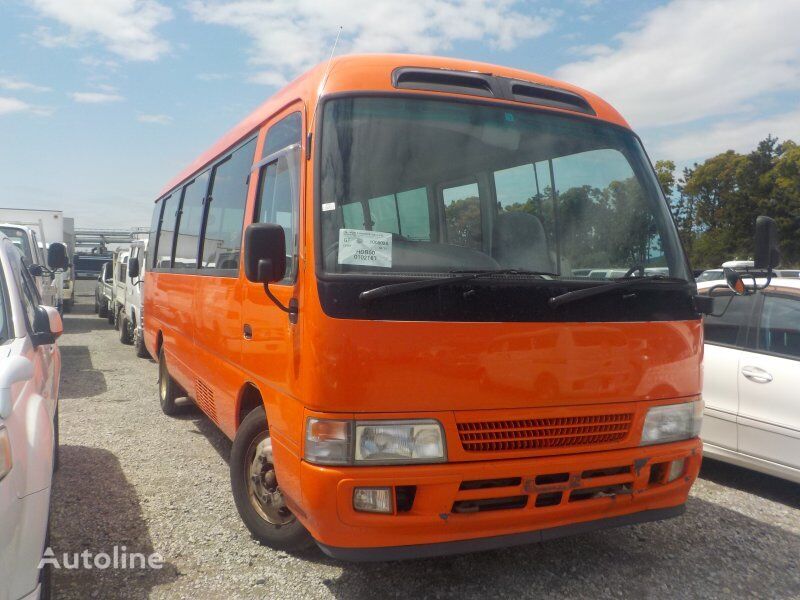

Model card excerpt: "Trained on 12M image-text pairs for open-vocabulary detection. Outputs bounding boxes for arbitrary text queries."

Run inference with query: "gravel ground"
[51,280,800,599]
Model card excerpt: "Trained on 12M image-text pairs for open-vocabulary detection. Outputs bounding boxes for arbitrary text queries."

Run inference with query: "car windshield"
[0,227,33,263]
[318,96,688,280]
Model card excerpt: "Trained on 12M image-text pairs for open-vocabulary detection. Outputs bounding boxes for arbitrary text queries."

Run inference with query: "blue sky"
[0,0,798,229]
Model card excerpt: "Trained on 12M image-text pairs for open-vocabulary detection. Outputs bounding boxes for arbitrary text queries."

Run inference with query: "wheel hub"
[247,436,295,526]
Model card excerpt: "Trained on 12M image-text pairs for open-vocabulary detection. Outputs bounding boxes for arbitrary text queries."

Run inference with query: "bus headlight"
[355,421,445,464]
[640,400,703,446]
[304,418,446,465]
[0,427,12,482]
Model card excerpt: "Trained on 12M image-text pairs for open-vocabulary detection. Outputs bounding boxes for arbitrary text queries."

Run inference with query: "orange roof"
[157,53,629,199]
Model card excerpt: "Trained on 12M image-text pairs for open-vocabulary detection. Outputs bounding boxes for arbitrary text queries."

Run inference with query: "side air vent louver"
[392,67,497,98]
[505,80,595,115]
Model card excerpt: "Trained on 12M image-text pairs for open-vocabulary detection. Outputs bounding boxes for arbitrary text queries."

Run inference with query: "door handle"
[243,324,253,340]
[741,366,773,384]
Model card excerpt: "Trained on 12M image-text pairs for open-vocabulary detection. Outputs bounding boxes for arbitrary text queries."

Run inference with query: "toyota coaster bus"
[144,54,771,560]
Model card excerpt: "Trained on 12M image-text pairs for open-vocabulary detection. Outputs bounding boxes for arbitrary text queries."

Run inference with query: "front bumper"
[296,438,701,559]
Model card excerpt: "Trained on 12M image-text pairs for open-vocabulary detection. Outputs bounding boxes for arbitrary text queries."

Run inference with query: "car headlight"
[0,427,12,482]
[640,400,703,446]
[304,418,446,465]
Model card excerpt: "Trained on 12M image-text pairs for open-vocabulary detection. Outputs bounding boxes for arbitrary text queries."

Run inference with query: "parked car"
[110,249,129,328]
[94,262,113,318]
[118,239,149,357]
[695,269,724,282]
[0,231,66,600]
[699,277,800,483]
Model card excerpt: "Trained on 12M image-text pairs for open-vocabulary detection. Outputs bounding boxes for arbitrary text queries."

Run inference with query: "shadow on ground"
[58,346,107,399]
[51,445,180,599]
[61,303,114,334]
[700,457,800,508]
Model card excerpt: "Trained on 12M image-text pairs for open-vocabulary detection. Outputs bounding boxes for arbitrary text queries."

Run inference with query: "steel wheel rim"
[245,433,295,526]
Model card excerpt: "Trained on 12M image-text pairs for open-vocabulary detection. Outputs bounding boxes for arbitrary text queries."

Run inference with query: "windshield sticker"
[322,202,336,212]
[337,229,392,268]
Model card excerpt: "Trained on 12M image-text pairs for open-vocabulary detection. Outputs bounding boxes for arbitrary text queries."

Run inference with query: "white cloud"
[656,107,800,161]
[0,96,53,116]
[187,0,554,85]
[80,55,120,70]
[70,91,124,103]
[27,0,173,61]
[137,113,172,124]
[555,0,800,128]
[0,76,50,93]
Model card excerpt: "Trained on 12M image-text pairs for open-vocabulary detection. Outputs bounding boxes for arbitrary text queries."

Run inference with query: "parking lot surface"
[51,281,800,599]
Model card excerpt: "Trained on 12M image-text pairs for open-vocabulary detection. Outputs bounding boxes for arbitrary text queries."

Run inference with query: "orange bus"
[142,54,715,560]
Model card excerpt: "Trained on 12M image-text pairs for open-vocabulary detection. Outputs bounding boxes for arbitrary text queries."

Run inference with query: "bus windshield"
[0,226,33,263]
[318,96,688,281]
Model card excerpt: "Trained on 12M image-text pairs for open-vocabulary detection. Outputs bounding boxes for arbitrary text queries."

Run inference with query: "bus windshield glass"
[318,96,688,281]
[0,227,33,263]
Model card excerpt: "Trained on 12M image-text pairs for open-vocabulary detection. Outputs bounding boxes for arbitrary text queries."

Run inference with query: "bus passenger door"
[241,110,303,478]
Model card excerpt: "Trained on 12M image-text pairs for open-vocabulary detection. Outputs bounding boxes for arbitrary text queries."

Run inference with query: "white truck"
[119,238,149,357]
[0,209,70,313]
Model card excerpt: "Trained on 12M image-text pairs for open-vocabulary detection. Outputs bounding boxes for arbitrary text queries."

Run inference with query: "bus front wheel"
[230,407,313,552]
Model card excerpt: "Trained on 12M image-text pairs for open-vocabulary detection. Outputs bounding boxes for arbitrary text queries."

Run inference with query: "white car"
[0,233,66,600]
[699,277,800,483]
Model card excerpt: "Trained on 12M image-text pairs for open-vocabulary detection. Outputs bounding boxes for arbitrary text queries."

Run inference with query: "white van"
[119,239,149,357]
[0,231,66,600]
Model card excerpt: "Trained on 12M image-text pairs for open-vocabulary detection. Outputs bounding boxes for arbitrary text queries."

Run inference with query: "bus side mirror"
[243,223,286,283]
[128,256,140,279]
[47,242,69,271]
[754,215,780,271]
[28,264,44,277]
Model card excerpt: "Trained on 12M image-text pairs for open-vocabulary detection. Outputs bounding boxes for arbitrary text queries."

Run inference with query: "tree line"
[655,136,800,269]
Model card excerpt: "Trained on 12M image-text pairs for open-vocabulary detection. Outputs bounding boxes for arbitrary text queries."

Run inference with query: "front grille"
[457,413,633,452]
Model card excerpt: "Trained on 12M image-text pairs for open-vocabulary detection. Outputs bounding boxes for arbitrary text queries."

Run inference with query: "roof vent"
[506,80,595,115]
[392,67,496,98]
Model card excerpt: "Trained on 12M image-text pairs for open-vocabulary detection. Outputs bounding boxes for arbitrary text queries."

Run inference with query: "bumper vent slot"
[452,495,528,514]
[459,477,521,491]
[457,413,633,452]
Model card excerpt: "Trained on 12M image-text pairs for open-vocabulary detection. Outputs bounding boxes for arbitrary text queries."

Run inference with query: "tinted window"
[256,146,300,282]
[149,201,165,268]
[202,138,256,270]
[704,292,756,346]
[759,294,800,359]
[174,171,210,269]
[262,112,301,159]
[156,195,176,268]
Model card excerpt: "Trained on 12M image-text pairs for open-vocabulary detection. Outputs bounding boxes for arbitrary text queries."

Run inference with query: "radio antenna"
[307,26,343,159]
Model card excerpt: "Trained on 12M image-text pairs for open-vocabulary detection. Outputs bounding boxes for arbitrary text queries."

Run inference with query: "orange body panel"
[144,54,701,555]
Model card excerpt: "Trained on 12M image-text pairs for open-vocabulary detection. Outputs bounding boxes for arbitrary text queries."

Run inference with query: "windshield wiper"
[548,274,687,309]
[359,269,557,304]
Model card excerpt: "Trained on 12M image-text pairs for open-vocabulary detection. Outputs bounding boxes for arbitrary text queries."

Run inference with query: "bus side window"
[202,138,256,270]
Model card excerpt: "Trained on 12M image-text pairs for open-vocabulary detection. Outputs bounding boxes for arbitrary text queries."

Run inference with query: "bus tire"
[158,348,181,416]
[119,315,132,344]
[230,407,313,552]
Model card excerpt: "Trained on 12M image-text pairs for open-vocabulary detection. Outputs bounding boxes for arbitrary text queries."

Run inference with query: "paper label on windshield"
[337,228,392,268]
